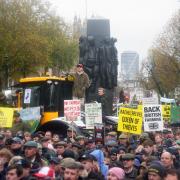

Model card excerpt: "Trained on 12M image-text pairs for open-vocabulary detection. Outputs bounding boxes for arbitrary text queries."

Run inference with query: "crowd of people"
[0,110,180,180]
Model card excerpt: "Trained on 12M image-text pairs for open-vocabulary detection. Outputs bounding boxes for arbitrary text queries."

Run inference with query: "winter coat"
[72,72,90,98]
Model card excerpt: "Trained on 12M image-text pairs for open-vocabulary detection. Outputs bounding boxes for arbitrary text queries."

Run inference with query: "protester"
[72,63,90,104]
[107,167,125,180]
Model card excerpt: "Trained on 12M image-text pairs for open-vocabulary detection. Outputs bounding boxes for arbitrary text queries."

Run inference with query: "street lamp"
[4,55,9,88]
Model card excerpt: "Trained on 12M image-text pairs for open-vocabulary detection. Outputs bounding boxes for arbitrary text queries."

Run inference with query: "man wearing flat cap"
[121,153,138,179]
[72,64,90,104]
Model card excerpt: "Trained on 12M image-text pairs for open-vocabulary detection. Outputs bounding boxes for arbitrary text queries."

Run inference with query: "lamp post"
[4,55,9,89]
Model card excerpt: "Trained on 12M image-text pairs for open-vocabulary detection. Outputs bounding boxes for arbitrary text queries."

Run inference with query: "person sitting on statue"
[72,64,90,104]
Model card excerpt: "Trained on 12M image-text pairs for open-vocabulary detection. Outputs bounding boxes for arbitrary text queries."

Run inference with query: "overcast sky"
[50,0,179,61]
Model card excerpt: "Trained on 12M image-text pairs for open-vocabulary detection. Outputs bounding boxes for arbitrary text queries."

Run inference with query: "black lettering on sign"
[144,106,160,113]
[123,124,137,131]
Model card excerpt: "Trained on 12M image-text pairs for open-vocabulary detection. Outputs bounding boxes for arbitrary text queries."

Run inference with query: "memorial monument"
[79,19,118,115]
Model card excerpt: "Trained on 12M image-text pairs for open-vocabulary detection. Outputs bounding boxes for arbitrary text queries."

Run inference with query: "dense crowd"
[0,111,180,180]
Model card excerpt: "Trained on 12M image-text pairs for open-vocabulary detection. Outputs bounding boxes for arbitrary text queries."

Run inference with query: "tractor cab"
[17,76,73,125]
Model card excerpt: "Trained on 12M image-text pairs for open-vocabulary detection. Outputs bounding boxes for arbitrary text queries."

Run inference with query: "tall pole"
[85,0,88,35]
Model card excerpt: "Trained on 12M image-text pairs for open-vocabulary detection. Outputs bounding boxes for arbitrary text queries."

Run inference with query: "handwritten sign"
[64,100,81,121]
[85,103,102,129]
[117,107,143,135]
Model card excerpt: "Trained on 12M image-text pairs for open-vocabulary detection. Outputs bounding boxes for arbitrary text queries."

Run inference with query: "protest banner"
[170,105,180,124]
[20,107,41,132]
[143,105,163,132]
[162,105,171,121]
[64,100,81,121]
[117,107,143,135]
[0,108,14,127]
[85,103,102,129]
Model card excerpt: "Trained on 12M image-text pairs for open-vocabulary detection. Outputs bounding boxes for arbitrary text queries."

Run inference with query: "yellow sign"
[162,105,171,121]
[118,107,143,135]
[0,108,14,128]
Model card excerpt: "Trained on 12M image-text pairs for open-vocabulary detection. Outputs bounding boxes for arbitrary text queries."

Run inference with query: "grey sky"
[50,0,179,60]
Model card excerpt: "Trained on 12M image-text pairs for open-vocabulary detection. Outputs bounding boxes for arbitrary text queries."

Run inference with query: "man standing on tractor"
[72,64,90,104]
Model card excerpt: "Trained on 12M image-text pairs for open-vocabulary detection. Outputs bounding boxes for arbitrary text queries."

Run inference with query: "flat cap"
[54,141,67,147]
[119,134,128,139]
[122,153,135,160]
[24,141,38,148]
[107,131,117,136]
[76,135,85,140]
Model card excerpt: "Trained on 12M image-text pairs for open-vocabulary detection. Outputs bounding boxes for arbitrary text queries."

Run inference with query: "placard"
[143,105,163,132]
[24,89,31,104]
[117,107,143,135]
[162,105,171,121]
[85,103,102,129]
[0,108,14,127]
[64,100,81,121]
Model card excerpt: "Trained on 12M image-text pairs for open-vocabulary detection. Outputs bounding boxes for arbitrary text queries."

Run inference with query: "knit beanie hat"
[108,167,125,180]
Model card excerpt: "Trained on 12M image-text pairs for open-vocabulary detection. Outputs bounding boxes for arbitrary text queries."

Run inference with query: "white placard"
[143,105,163,132]
[85,103,102,129]
[24,89,31,104]
[64,100,81,121]
[142,97,159,105]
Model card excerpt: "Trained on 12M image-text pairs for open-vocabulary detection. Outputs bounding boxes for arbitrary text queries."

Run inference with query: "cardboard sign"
[117,107,143,135]
[0,108,14,127]
[85,103,102,129]
[143,105,163,132]
[162,105,171,121]
[64,100,81,121]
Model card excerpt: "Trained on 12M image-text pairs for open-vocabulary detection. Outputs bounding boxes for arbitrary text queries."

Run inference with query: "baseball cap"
[49,157,60,165]
[76,63,83,68]
[79,154,96,162]
[12,137,22,144]
[34,167,55,178]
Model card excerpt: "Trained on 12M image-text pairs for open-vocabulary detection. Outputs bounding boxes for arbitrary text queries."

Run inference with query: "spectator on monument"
[72,63,90,104]
[11,111,31,136]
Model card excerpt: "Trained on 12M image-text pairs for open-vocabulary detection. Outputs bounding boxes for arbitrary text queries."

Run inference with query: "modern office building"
[121,51,139,80]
